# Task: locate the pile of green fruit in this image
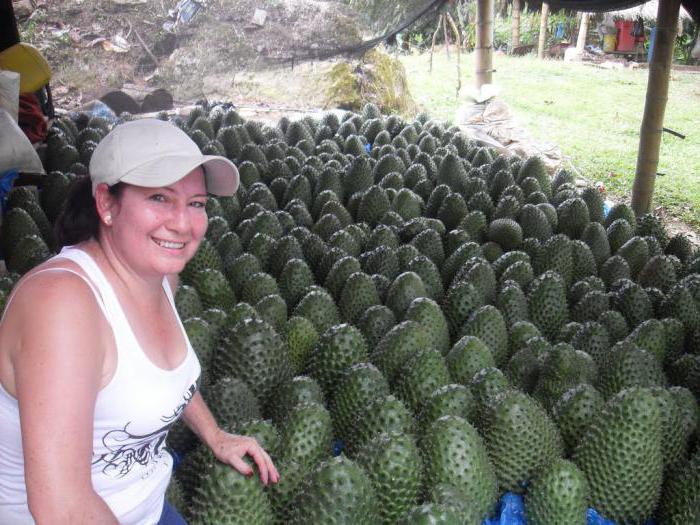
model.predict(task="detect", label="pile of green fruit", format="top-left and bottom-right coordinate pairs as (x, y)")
top-left (1, 101), bottom-right (699, 525)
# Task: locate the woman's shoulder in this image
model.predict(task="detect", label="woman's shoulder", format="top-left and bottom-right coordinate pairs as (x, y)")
top-left (7, 248), bottom-right (100, 316)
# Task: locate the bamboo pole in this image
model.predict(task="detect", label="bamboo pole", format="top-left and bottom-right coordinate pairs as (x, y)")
top-left (476, 0), bottom-right (494, 89)
top-left (538, 2), bottom-right (550, 59)
top-left (631, 0), bottom-right (681, 215)
top-left (511, 0), bottom-right (521, 50)
top-left (576, 12), bottom-right (589, 52)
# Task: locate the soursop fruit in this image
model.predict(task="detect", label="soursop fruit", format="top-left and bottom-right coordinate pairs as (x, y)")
top-left (482, 390), bottom-right (564, 493)
top-left (525, 458), bottom-right (589, 525)
top-left (572, 387), bottom-right (663, 524)
top-left (189, 458), bottom-right (274, 525)
top-left (420, 415), bottom-right (498, 521)
top-left (354, 431), bottom-right (423, 525)
top-left (289, 455), bottom-right (377, 525)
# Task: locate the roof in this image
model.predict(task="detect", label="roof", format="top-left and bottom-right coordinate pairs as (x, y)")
top-left (605, 0), bottom-right (693, 20)
top-left (548, 0), bottom-right (699, 23)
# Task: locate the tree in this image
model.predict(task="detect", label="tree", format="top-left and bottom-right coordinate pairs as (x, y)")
top-left (537, 2), bottom-right (550, 59)
top-left (511, 0), bottom-right (521, 50)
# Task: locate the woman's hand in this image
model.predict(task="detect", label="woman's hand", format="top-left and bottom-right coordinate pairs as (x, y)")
top-left (209, 429), bottom-right (280, 486)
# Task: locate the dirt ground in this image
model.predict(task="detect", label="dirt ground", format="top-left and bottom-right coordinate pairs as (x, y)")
top-left (20, 0), bottom-right (364, 108)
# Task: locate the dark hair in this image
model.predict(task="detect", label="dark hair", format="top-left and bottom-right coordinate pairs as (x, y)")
top-left (55, 177), bottom-right (123, 247)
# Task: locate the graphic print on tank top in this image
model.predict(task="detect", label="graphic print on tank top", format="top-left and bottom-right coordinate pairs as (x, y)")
top-left (93, 382), bottom-right (197, 478)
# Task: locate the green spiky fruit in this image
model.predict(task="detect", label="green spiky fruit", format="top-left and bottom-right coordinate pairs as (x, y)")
top-left (426, 483), bottom-right (484, 524)
top-left (598, 343), bottom-right (666, 398)
top-left (371, 321), bottom-right (430, 382)
top-left (1, 207), bottom-right (41, 257)
top-left (482, 390), bottom-right (563, 493)
top-left (268, 459), bottom-right (306, 525)
top-left (285, 316), bottom-right (319, 375)
top-left (181, 238), bottom-right (224, 285)
top-left (354, 431), bottom-right (422, 525)
top-left (528, 271), bottom-right (569, 341)
top-left (392, 348), bottom-right (450, 415)
top-left (410, 228), bottom-right (445, 268)
top-left (443, 282), bottom-right (485, 337)
top-left (203, 376), bottom-right (261, 429)
top-left (6, 234), bottom-right (51, 275)
top-left (657, 451), bottom-right (700, 525)
top-left (214, 318), bottom-right (291, 405)
top-left (348, 394), bottom-right (416, 454)
top-left (404, 297), bottom-right (450, 356)
top-left (330, 362), bottom-right (390, 439)
top-left (279, 401), bottom-right (332, 470)
top-left (420, 415), bottom-right (498, 520)
top-left (399, 503), bottom-right (463, 525)
top-left (307, 323), bottom-right (368, 397)
top-left (525, 458), bottom-right (589, 525)
top-left (189, 458), bottom-right (273, 525)
top-left (459, 305), bottom-right (509, 367)
top-left (572, 388), bottom-right (663, 524)
top-left (419, 383), bottom-right (475, 430)
top-left (385, 271), bottom-right (428, 320)
top-left (289, 455), bottom-right (377, 525)
top-left (339, 271), bottom-right (381, 324)
top-left (277, 258), bottom-right (314, 309)
top-left (405, 255), bottom-right (444, 302)
top-left (193, 268), bottom-right (236, 311)
top-left (668, 386), bottom-right (699, 444)
top-left (532, 343), bottom-right (597, 410)
top-left (293, 289), bottom-right (341, 335)
top-left (487, 218), bottom-right (523, 250)
top-left (232, 419), bottom-right (280, 459)
top-left (268, 375), bottom-right (324, 427)
top-left (551, 384), bottom-right (604, 455)
top-left (557, 197), bottom-right (590, 239)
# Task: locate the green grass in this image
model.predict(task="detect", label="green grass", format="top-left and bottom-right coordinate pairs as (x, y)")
top-left (400, 51), bottom-right (700, 229)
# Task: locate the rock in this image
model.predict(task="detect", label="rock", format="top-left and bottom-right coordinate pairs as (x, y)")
top-left (100, 90), bottom-right (141, 115)
top-left (141, 88), bottom-right (173, 113)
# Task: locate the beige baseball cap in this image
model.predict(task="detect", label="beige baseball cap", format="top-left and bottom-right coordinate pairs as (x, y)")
top-left (89, 118), bottom-right (239, 196)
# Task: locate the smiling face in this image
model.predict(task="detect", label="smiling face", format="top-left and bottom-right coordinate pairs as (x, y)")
top-left (99, 167), bottom-right (209, 278)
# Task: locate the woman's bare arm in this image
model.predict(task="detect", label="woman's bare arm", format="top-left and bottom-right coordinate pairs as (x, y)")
top-left (10, 272), bottom-right (119, 525)
top-left (182, 392), bottom-right (279, 485)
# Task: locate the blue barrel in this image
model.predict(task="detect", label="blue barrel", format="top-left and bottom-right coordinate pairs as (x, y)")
top-left (648, 27), bottom-right (657, 62)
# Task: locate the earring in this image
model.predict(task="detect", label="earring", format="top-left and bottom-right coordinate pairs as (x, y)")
top-left (104, 214), bottom-right (112, 225)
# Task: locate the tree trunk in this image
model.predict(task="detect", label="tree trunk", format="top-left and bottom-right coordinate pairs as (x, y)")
top-left (631, 0), bottom-right (681, 215)
top-left (476, 0), bottom-right (495, 89)
top-left (576, 12), bottom-right (589, 52)
top-left (511, 0), bottom-right (521, 50)
top-left (538, 2), bottom-right (550, 59)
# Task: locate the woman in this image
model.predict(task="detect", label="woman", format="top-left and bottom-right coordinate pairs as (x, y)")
top-left (0, 118), bottom-right (279, 525)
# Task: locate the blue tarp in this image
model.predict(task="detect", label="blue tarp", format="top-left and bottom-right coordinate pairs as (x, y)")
top-left (0, 169), bottom-right (19, 213)
top-left (483, 492), bottom-right (656, 525)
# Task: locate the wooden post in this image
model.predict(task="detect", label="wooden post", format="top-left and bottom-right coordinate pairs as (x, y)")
top-left (538, 2), bottom-right (550, 59)
top-left (511, 0), bottom-right (521, 51)
top-left (576, 12), bottom-right (589, 52)
top-left (631, 0), bottom-right (681, 215)
top-left (476, 0), bottom-right (494, 89)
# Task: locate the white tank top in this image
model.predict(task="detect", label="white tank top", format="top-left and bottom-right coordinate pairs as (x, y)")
top-left (0, 246), bottom-right (201, 525)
